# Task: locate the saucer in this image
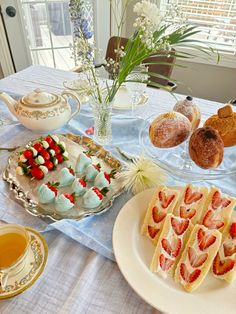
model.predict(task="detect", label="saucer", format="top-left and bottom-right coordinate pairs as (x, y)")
top-left (0, 227), bottom-right (48, 299)
top-left (63, 79), bottom-right (90, 103)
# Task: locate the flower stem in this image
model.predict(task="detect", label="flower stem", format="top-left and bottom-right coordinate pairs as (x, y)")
top-left (0, 147), bottom-right (19, 151)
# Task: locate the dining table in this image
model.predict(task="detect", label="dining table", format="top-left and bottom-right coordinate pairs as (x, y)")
top-left (0, 65), bottom-right (234, 314)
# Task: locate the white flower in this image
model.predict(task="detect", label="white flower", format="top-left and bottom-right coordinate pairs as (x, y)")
top-left (134, 1), bottom-right (161, 27)
top-left (116, 154), bottom-right (166, 195)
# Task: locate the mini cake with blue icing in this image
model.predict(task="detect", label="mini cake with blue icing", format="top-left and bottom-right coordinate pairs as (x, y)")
top-left (55, 193), bottom-right (75, 212)
top-left (72, 177), bottom-right (87, 195)
top-left (59, 167), bottom-right (75, 187)
top-left (38, 182), bottom-right (59, 204)
top-left (84, 164), bottom-right (101, 181)
top-left (83, 186), bottom-right (107, 208)
top-left (75, 152), bottom-right (92, 173)
top-left (94, 169), bottom-right (116, 190)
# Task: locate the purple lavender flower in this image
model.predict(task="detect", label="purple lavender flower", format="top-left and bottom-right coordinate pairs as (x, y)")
top-left (69, 1), bottom-right (93, 39)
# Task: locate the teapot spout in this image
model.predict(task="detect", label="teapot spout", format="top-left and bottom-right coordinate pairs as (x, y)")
top-left (0, 92), bottom-right (17, 116)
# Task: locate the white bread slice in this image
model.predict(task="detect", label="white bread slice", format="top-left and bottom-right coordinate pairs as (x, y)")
top-left (200, 186), bottom-right (236, 233)
top-left (173, 184), bottom-right (208, 224)
top-left (141, 185), bottom-right (180, 245)
top-left (150, 213), bottom-right (193, 278)
top-left (212, 219), bottom-right (236, 283)
top-left (175, 224), bottom-right (222, 292)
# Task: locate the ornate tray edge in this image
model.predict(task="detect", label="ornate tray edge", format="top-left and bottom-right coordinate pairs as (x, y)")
top-left (3, 134), bottom-right (125, 222)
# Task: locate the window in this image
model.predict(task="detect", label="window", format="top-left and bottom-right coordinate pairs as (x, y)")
top-left (20, 0), bottom-right (94, 70)
top-left (160, 0), bottom-right (236, 55)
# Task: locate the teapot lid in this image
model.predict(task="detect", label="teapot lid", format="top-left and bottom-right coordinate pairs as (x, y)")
top-left (21, 89), bottom-right (58, 106)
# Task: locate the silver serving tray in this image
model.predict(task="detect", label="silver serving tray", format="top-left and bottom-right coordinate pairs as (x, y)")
top-left (3, 134), bottom-right (124, 221)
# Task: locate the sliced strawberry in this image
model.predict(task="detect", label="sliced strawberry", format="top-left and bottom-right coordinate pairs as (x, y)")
top-left (180, 263), bottom-right (201, 283)
top-left (213, 253), bottom-right (235, 276)
top-left (92, 187), bottom-right (103, 200)
top-left (197, 228), bottom-right (216, 251)
top-left (148, 226), bottom-right (159, 239)
top-left (158, 191), bottom-right (175, 209)
top-left (184, 186), bottom-right (203, 205)
top-left (188, 247), bottom-right (208, 268)
top-left (202, 210), bottom-right (224, 230)
top-left (33, 143), bottom-right (44, 152)
top-left (23, 149), bottom-right (33, 159)
top-left (64, 193), bottom-right (75, 204)
top-left (223, 242), bottom-right (236, 257)
top-left (221, 199), bottom-right (231, 208)
top-left (159, 254), bottom-right (174, 271)
top-left (161, 238), bottom-right (182, 258)
top-left (229, 222), bottom-right (236, 239)
top-left (171, 217), bottom-right (189, 236)
top-left (152, 206), bottom-right (166, 224)
top-left (180, 206), bottom-right (196, 220)
top-left (212, 191), bottom-right (231, 210)
top-left (44, 160), bottom-right (54, 171)
top-left (85, 126), bottom-right (94, 135)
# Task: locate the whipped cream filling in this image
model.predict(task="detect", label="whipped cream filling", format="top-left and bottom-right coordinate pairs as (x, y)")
top-left (156, 216), bottom-right (187, 276)
top-left (178, 186), bottom-right (203, 215)
top-left (149, 189), bottom-right (176, 228)
top-left (179, 228), bottom-right (212, 285)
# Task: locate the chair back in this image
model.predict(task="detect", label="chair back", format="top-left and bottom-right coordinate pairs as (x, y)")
top-left (105, 36), bottom-right (128, 61)
top-left (105, 36), bottom-right (176, 87)
top-left (144, 49), bottom-right (176, 87)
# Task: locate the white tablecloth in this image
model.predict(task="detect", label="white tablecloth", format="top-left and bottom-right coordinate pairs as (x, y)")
top-left (0, 66), bottom-right (223, 314)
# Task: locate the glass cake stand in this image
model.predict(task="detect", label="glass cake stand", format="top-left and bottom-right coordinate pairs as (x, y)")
top-left (139, 115), bottom-right (236, 181)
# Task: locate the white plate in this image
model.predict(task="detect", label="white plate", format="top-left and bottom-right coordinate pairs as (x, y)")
top-left (113, 85), bottom-right (148, 110)
top-left (113, 188), bottom-right (236, 314)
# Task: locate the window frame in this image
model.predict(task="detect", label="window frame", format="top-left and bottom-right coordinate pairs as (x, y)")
top-left (157, 0), bottom-right (236, 68)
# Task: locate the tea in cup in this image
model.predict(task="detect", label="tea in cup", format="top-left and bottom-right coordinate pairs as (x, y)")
top-left (0, 224), bottom-right (30, 290)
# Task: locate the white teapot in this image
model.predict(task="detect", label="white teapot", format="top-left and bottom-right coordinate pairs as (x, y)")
top-left (0, 88), bottom-right (81, 132)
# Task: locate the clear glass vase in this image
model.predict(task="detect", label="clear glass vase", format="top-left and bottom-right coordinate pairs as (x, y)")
top-left (92, 100), bottom-right (113, 145)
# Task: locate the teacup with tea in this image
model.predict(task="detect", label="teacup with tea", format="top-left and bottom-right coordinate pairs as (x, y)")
top-left (0, 224), bottom-right (31, 290)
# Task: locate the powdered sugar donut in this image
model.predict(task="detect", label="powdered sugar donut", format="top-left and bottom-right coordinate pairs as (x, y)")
top-left (173, 96), bottom-right (201, 130)
top-left (149, 112), bottom-right (191, 148)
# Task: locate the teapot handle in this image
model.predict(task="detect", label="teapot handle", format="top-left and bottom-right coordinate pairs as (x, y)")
top-left (61, 90), bottom-right (81, 122)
